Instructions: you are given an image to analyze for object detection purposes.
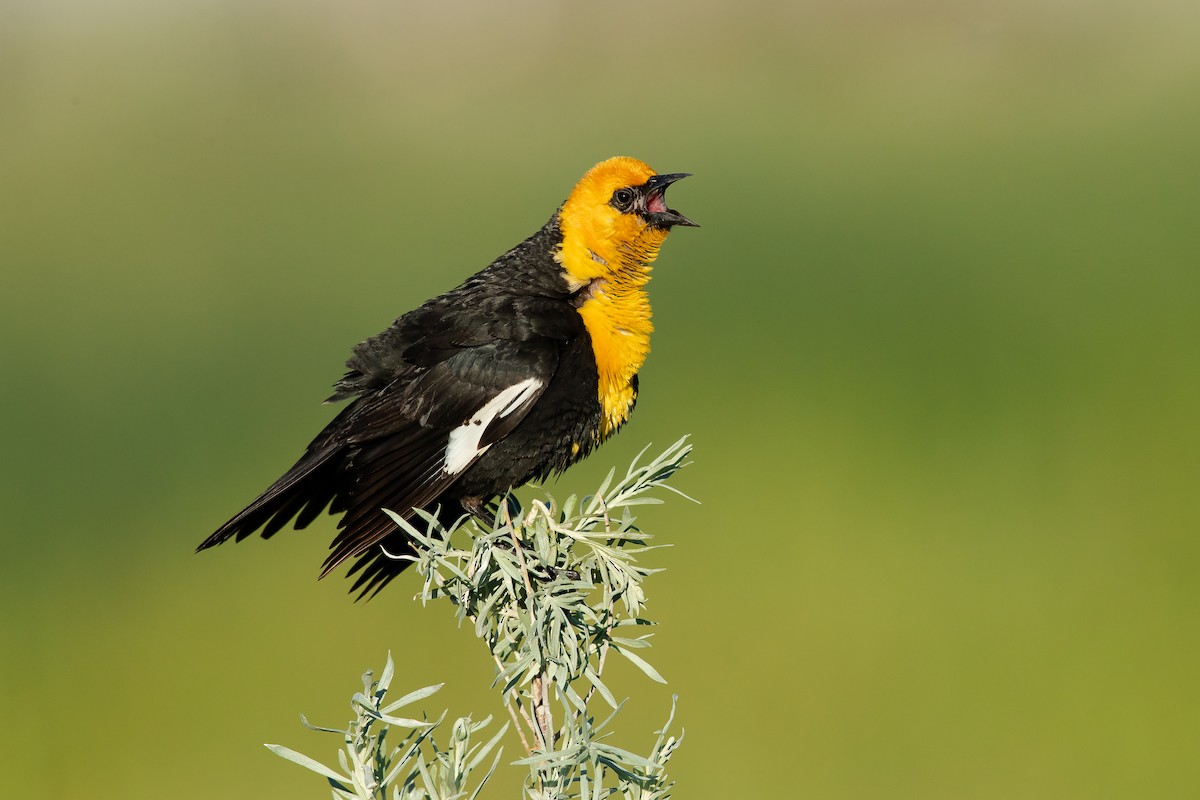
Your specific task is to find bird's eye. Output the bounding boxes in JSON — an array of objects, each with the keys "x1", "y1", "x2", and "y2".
[{"x1": 611, "y1": 188, "x2": 635, "y2": 209}]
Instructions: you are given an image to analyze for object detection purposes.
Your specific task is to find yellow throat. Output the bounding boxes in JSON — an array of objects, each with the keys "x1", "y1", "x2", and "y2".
[{"x1": 556, "y1": 157, "x2": 673, "y2": 437}]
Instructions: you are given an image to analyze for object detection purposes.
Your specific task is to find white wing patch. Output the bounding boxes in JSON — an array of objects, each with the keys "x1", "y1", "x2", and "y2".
[{"x1": 443, "y1": 377, "x2": 543, "y2": 475}]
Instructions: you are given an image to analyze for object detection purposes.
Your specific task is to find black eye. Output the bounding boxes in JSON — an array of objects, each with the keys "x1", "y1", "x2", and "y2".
[{"x1": 611, "y1": 188, "x2": 635, "y2": 209}]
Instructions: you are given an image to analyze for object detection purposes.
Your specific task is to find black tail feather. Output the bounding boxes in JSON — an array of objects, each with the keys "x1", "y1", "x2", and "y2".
[
  {"x1": 342, "y1": 502, "x2": 466, "y2": 600},
  {"x1": 197, "y1": 446, "x2": 342, "y2": 552}
]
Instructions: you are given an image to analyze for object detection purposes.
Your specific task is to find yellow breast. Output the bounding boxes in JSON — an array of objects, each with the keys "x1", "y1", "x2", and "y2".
[
  {"x1": 554, "y1": 156, "x2": 674, "y2": 438},
  {"x1": 576, "y1": 284, "x2": 653, "y2": 436}
]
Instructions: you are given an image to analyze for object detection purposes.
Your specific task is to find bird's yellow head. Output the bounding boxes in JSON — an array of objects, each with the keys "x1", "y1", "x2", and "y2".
[
  {"x1": 557, "y1": 156, "x2": 696, "y2": 286},
  {"x1": 554, "y1": 157, "x2": 695, "y2": 437}
]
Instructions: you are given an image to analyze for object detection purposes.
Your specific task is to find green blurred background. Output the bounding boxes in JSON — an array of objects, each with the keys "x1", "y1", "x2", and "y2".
[{"x1": 3, "y1": 0, "x2": 1198, "y2": 796}]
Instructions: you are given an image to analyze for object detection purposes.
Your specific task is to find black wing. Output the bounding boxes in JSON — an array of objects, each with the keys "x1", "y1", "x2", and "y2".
[
  {"x1": 199, "y1": 337, "x2": 560, "y2": 593},
  {"x1": 322, "y1": 338, "x2": 556, "y2": 569},
  {"x1": 200, "y1": 241, "x2": 583, "y2": 595}
]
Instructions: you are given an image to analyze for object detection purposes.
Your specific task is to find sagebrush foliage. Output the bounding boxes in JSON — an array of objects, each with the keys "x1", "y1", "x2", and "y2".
[{"x1": 269, "y1": 438, "x2": 691, "y2": 799}]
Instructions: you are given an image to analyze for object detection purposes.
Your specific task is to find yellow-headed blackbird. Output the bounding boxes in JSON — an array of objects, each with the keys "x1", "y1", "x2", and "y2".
[{"x1": 198, "y1": 157, "x2": 695, "y2": 597}]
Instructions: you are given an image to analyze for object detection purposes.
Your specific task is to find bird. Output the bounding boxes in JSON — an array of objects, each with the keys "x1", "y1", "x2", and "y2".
[{"x1": 197, "y1": 156, "x2": 696, "y2": 598}]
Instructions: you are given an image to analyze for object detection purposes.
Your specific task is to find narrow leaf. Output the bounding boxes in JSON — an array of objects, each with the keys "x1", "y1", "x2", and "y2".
[
  {"x1": 264, "y1": 744, "x2": 348, "y2": 784},
  {"x1": 613, "y1": 646, "x2": 667, "y2": 683},
  {"x1": 381, "y1": 683, "x2": 444, "y2": 714}
]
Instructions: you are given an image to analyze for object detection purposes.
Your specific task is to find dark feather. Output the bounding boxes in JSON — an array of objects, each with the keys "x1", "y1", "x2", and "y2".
[
  {"x1": 200, "y1": 211, "x2": 626, "y2": 596},
  {"x1": 197, "y1": 444, "x2": 342, "y2": 549}
]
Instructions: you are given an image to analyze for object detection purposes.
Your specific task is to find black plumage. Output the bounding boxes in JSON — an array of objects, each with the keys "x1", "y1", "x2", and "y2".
[{"x1": 198, "y1": 157, "x2": 693, "y2": 598}]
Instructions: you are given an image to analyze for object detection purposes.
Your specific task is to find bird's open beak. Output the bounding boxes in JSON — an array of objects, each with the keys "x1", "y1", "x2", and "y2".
[{"x1": 642, "y1": 173, "x2": 699, "y2": 229}]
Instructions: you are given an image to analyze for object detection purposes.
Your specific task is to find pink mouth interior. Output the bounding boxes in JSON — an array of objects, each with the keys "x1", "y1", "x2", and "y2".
[{"x1": 647, "y1": 191, "x2": 668, "y2": 214}]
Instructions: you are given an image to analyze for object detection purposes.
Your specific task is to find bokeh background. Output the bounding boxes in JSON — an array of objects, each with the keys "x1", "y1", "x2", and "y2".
[{"x1": 3, "y1": 1, "x2": 1198, "y2": 797}]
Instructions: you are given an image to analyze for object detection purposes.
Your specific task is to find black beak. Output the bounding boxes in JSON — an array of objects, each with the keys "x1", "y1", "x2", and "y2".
[{"x1": 641, "y1": 172, "x2": 699, "y2": 229}]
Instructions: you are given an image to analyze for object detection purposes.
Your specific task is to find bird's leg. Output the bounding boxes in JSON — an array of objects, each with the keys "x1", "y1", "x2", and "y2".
[{"x1": 460, "y1": 495, "x2": 495, "y2": 526}]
